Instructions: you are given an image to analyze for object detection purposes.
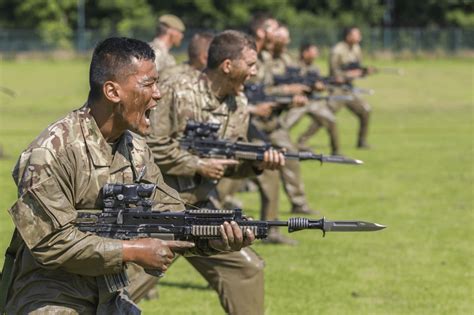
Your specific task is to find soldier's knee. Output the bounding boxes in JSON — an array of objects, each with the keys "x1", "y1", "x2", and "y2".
[{"x1": 238, "y1": 248, "x2": 265, "y2": 279}]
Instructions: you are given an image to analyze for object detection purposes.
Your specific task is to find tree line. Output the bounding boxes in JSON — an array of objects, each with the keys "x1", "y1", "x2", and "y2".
[{"x1": 0, "y1": 0, "x2": 472, "y2": 48}]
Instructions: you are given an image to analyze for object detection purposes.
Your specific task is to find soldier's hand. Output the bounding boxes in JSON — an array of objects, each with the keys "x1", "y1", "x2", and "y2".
[
  {"x1": 346, "y1": 69, "x2": 364, "y2": 79},
  {"x1": 255, "y1": 148, "x2": 285, "y2": 170},
  {"x1": 248, "y1": 102, "x2": 275, "y2": 118},
  {"x1": 209, "y1": 221, "x2": 255, "y2": 252},
  {"x1": 284, "y1": 83, "x2": 311, "y2": 95},
  {"x1": 314, "y1": 81, "x2": 326, "y2": 91},
  {"x1": 122, "y1": 238, "x2": 195, "y2": 272},
  {"x1": 291, "y1": 94, "x2": 308, "y2": 107},
  {"x1": 197, "y1": 158, "x2": 239, "y2": 179}
]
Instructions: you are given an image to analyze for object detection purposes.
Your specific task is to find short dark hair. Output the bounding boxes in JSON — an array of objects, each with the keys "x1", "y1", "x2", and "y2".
[
  {"x1": 207, "y1": 30, "x2": 256, "y2": 70},
  {"x1": 249, "y1": 13, "x2": 274, "y2": 36},
  {"x1": 89, "y1": 37, "x2": 155, "y2": 101},
  {"x1": 342, "y1": 26, "x2": 359, "y2": 40},
  {"x1": 300, "y1": 41, "x2": 316, "y2": 55},
  {"x1": 188, "y1": 32, "x2": 214, "y2": 62},
  {"x1": 156, "y1": 22, "x2": 169, "y2": 37}
]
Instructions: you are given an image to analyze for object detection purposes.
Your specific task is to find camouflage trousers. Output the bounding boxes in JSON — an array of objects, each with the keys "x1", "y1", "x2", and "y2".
[
  {"x1": 281, "y1": 101, "x2": 340, "y2": 155},
  {"x1": 329, "y1": 88, "x2": 371, "y2": 147},
  {"x1": 126, "y1": 198, "x2": 265, "y2": 315}
]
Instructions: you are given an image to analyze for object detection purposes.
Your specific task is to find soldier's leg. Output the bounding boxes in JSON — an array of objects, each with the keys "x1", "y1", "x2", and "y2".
[
  {"x1": 216, "y1": 178, "x2": 245, "y2": 208},
  {"x1": 255, "y1": 169, "x2": 280, "y2": 221},
  {"x1": 185, "y1": 248, "x2": 265, "y2": 315},
  {"x1": 269, "y1": 128, "x2": 312, "y2": 213},
  {"x1": 281, "y1": 106, "x2": 308, "y2": 130},
  {"x1": 126, "y1": 262, "x2": 160, "y2": 302},
  {"x1": 307, "y1": 104, "x2": 340, "y2": 155},
  {"x1": 345, "y1": 94, "x2": 371, "y2": 148},
  {"x1": 296, "y1": 101, "x2": 325, "y2": 150}
]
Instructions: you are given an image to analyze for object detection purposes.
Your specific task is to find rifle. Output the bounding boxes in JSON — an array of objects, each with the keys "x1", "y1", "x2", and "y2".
[
  {"x1": 270, "y1": 66, "x2": 373, "y2": 96},
  {"x1": 341, "y1": 62, "x2": 404, "y2": 76},
  {"x1": 75, "y1": 183, "x2": 386, "y2": 239},
  {"x1": 244, "y1": 83, "x2": 353, "y2": 105},
  {"x1": 180, "y1": 120, "x2": 363, "y2": 165},
  {"x1": 75, "y1": 183, "x2": 385, "y2": 290}
]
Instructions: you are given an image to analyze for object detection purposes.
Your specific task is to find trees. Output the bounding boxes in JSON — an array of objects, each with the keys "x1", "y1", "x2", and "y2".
[{"x1": 0, "y1": 0, "x2": 472, "y2": 49}]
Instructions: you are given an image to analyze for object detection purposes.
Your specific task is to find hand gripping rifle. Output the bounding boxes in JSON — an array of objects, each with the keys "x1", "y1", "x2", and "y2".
[
  {"x1": 76, "y1": 183, "x2": 386, "y2": 241},
  {"x1": 180, "y1": 120, "x2": 363, "y2": 165},
  {"x1": 75, "y1": 183, "x2": 385, "y2": 291}
]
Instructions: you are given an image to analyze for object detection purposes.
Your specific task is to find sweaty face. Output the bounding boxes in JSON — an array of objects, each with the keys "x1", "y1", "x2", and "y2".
[
  {"x1": 263, "y1": 19, "x2": 279, "y2": 51},
  {"x1": 228, "y1": 47, "x2": 257, "y2": 95},
  {"x1": 171, "y1": 29, "x2": 184, "y2": 47},
  {"x1": 302, "y1": 46, "x2": 318, "y2": 64},
  {"x1": 115, "y1": 59, "x2": 161, "y2": 136},
  {"x1": 347, "y1": 29, "x2": 362, "y2": 44}
]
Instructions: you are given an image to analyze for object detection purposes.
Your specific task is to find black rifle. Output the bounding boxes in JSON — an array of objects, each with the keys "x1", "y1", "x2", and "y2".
[
  {"x1": 272, "y1": 66, "x2": 374, "y2": 95},
  {"x1": 75, "y1": 183, "x2": 385, "y2": 290},
  {"x1": 76, "y1": 183, "x2": 386, "y2": 241},
  {"x1": 341, "y1": 62, "x2": 403, "y2": 76},
  {"x1": 244, "y1": 83, "x2": 353, "y2": 105},
  {"x1": 180, "y1": 120, "x2": 363, "y2": 165}
]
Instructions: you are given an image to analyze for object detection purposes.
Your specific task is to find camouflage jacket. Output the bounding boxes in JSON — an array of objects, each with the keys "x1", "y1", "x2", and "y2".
[
  {"x1": 298, "y1": 59, "x2": 321, "y2": 77},
  {"x1": 5, "y1": 106, "x2": 185, "y2": 313},
  {"x1": 248, "y1": 50, "x2": 289, "y2": 133},
  {"x1": 149, "y1": 38, "x2": 176, "y2": 71},
  {"x1": 147, "y1": 71, "x2": 258, "y2": 205},
  {"x1": 329, "y1": 41, "x2": 362, "y2": 79},
  {"x1": 160, "y1": 62, "x2": 202, "y2": 83}
]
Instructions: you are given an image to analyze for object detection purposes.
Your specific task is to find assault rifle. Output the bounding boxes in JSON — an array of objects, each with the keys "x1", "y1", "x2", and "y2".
[
  {"x1": 244, "y1": 83, "x2": 354, "y2": 105},
  {"x1": 75, "y1": 183, "x2": 385, "y2": 291},
  {"x1": 341, "y1": 62, "x2": 404, "y2": 76},
  {"x1": 272, "y1": 66, "x2": 374, "y2": 95},
  {"x1": 180, "y1": 120, "x2": 363, "y2": 165},
  {"x1": 76, "y1": 183, "x2": 386, "y2": 240}
]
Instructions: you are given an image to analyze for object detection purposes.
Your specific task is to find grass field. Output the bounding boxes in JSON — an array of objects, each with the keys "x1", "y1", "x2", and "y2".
[{"x1": 0, "y1": 58, "x2": 472, "y2": 314}]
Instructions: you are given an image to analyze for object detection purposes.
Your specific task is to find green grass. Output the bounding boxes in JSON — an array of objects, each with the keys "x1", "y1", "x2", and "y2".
[{"x1": 0, "y1": 58, "x2": 473, "y2": 314}]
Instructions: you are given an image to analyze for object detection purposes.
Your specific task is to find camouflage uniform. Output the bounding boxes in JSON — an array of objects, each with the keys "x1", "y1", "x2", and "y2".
[
  {"x1": 5, "y1": 106, "x2": 186, "y2": 314},
  {"x1": 329, "y1": 41, "x2": 371, "y2": 147},
  {"x1": 149, "y1": 38, "x2": 176, "y2": 72},
  {"x1": 146, "y1": 70, "x2": 265, "y2": 315},
  {"x1": 281, "y1": 59, "x2": 340, "y2": 154},
  {"x1": 254, "y1": 50, "x2": 311, "y2": 213}
]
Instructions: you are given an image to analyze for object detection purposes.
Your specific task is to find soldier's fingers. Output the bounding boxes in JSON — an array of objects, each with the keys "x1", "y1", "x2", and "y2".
[
  {"x1": 230, "y1": 221, "x2": 243, "y2": 247},
  {"x1": 279, "y1": 152, "x2": 286, "y2": 167},
  {"x1": 166, "y1": 240, "x2": 195, "y2": 250},
  {"x1": 218, "y1": 159, "x2": 239, "y2": 166},
  {"x1": 243, "y1": 229, "x2": 255, "y2": 247},
  {"x1": 223, "y1": 221, "x2": 235, "y2": 245},
  {"x1": 218, "y1": 224, "x2": 230, "y2": 248}
]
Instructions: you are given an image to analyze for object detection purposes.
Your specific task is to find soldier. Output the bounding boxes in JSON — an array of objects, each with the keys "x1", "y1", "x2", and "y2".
[
  {"x1": 249, "y1": 20, "x2": 316, "y2": 216},
  {"x1": 160, "y1": 32, "x2": 214, "y2": 82},
  {"x1": 281, "y1": 41, "x2": 341, "y2": 155},
  {"x1": 146, "y1": 30, "x2": 284, "y2": 315},
  {"x1": 1, "y1": 37, "x2": 254, "y2": 314},
  {"x1": 329, "y1": 26, "x2": 373, "y2": 149},
  {"x1": 149, "y1": 14, "x2": 185, "y2": 71}
]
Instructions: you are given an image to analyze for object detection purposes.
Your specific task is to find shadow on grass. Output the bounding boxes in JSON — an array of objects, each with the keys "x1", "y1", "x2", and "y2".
[{"x1": 159, "y1": 281, "x2": 212, "y2": 291}]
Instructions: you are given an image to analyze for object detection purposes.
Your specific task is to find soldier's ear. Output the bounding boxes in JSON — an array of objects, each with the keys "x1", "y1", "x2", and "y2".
[
  {"x1": 221, "y1": 59, "x2": 232, "y2": 74},
  {"x1": 103, "y1": 81, "x2": 121, "y2": 103}
]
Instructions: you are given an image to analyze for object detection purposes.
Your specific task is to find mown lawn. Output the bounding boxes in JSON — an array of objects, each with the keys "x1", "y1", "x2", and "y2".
[{"x1": 0, "y1": 57, "x2": 472, "y2": 314}]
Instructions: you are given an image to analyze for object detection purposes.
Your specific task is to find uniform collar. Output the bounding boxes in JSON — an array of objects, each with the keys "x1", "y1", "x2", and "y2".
[{"x1": 78, "y1": 106, "x2": 133, "y2": 173}]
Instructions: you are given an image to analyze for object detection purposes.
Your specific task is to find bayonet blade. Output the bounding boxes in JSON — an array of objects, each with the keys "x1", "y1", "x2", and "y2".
[
  {"x1": 323, "y1": 220, "x2": 386, "y2": 232},
  {"x1": 320, "y1": 155, "x2": 364, "y2": 165}
]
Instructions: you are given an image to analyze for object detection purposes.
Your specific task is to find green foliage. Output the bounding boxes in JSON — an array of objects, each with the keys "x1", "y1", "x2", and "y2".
[{"x1": 0, "y1": 0, "x2": 472, "y2": 49}]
